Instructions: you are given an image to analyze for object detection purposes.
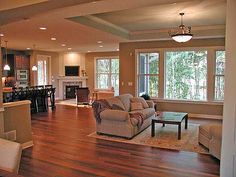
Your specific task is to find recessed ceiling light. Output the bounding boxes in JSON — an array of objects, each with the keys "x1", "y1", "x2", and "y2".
[
  {"x1": 51, "y1": 37, "x2": 56, "y2": 41},
  {"x1": 39, "y1": 27, "x2": 47, "y2": 30},
  {"x1": 97, "y1": 41, "x2": 102, "y2": 44},
  {"x1": 116, "y1": 48, "x2": 119, "y2": 51},
  {"x1": 68, "y1": 48, "x2": 72, "y2": 50},
  {"x1": 99, "y1": 45, "x2": 103, "y2": 48},
  {"x1": 0, "y1": 33, "x2": 4, "y2": 37},
  {"x1": 87, "y1": 50, "x2": 91, "y2": 52},
  {"x1": 26, "y1": 48, "x2": 31, "y2": 50},
  {"x1": 61, "y1": 44, "x2": 66, "y2": 47}
]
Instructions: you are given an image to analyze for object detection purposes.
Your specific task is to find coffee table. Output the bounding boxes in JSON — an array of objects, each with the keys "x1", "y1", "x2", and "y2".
[{"x1": 151, "y1": 112, "x2": 188, "y2": 140}]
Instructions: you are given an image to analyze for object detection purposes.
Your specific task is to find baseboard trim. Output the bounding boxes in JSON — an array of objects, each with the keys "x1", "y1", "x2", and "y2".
[
  {"x1": 21, "y1": 141, "x2": 34, "y2": 149},
  {"x1": 189, "y1": 113, "x2": 222, "y2": 120}
]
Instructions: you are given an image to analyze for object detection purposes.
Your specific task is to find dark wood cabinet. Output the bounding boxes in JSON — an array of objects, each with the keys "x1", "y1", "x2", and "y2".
[{"x1": 15, "y1": 55, "x2": 30, "y2": 69}]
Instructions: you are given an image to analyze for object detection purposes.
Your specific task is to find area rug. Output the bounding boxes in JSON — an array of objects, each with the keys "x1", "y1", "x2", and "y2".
[
  {"x1": 88, "y1": 123, "x2": 208, "y2": 154},
  {"x1": 56, "y1": 99, "x2": 91, "y2": 107}
]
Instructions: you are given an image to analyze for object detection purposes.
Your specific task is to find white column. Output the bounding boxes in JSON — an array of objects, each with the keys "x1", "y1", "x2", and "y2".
[{"x1": 220, "y1": 0, "x2": 236, "y2": 176}]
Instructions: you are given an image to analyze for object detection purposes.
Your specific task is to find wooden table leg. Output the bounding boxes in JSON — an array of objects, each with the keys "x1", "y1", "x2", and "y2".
[
  {"x1": 185, "y1": 114, "x2": 188, "y2": 129},
  {"x1": 151, "y1": 120, "x2": 155, "y2": 137},
  {"x1": 178, "y1": 124, "x2": 181, "y2": 140}
]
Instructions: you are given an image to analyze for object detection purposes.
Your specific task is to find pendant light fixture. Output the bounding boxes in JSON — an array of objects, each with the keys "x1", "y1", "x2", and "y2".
[
  {"x1": 3, "y1": 40, "x2": 10, "y2": 71},
  {"x1": 32, "y1": 44, "x2": 37, "y2": 71},
  {"x1": 169, "y1": 13, "x2": 193, "y2": 43}
]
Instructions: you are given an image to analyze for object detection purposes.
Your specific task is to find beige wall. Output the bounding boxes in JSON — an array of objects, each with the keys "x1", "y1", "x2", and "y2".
[
  {"x1": 118, "y1": 38, "x2": 225, "y2": 116},
  {"x1": 3, "y1": 101, "x2": 32, "y2": 146},
  {"x1": 59, "y1": 52, "x2": 85, "y2": 76},
  {"x1": 221, "y1": 0, "x2": 236, "y2": 175},
  {"x1": 85, "y1": 51, "x2": 119, "y2": 94}
]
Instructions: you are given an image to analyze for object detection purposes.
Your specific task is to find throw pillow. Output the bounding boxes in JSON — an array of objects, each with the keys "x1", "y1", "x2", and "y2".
[
  {"x1": 130, "y1": 102, "x2": 143, "y2": 111},
  {"x1": 112, "y1": 104, "x2": 125, "y2": 111},
  {"x1": 130, "y1": 97, "x2": 149, "y2": 109}
]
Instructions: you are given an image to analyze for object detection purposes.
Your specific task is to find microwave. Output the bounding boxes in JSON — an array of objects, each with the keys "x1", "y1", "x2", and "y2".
[{"x1": 16, "y1": 70, "x2": 28, "y2": 81}]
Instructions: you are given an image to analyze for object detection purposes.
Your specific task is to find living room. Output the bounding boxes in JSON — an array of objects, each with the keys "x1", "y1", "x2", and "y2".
[{"x1": 0, "y1": 0, "x2": 235, "y2": 177}]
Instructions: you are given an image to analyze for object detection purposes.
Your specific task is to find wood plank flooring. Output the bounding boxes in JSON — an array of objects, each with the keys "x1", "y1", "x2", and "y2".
[{"x1": 19, "y1": 105, "x2": 220, "y2": 177}]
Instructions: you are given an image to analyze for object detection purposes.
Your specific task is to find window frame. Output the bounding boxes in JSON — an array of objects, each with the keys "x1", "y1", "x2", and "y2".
[
  {"x1": 94, "y1": 56, "x2": 119, "y2": 92},
  {"x1": 214, "y1": 50, "x2": 225, "y2": 101},
  {"x1": 135, "y1": 49, "x2": 160, "y2": 98},
  {"x1": 135, "y1": 46, "x2": 225, "y2": 104},
  {"x1": 164, "y1": 49, "x2": 208, "y2": 101}
]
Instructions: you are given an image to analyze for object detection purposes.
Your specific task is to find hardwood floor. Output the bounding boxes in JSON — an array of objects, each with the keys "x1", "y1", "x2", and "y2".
[{"x1": 19, "y1": 105, "x2": 220, "y2": 177}]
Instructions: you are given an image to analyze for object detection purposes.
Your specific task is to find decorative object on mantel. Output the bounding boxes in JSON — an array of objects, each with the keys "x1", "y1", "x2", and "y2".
[
  {"x1": 169, "y1": 13, "x2": 193, "y2": 43},
  {"x1": 3, "y1": 40, "x2": 10, "y2": 71},
  {"x1": 31, "y1": 44, "x2": 37, "y2": 71},
  {"x1": 81, "y1": 70, "x2": 87, "y2": 77}
]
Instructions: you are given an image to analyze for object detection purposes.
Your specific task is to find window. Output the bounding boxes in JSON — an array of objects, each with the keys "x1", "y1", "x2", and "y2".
[
  {"x1": 165, "y1": 50, "x2": 207, "y2": 101},
  {"x1": 37, "y1": 57, "x2": 48, "y2": 85},
  {"x1": 95, "y1": 57, "x2": 119, "y2": 95},
  {"x1": 215, "y1": 51, "x2": 225, "y2": 100},
  {"x1": 137, "y1": 52, "x2": 159, "y2": 97}
]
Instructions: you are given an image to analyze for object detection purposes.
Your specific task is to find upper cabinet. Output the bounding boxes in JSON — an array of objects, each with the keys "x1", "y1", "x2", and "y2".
[
  {"x1": 15, "y1": 55, "x2": 30, "y2": 69},
  {"x1": 2, "y1": 54, "x2": 30, "y2": 77}
]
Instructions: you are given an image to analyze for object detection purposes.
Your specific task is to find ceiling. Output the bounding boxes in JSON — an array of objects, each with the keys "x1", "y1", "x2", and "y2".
[{"x1": 0, "y1": 0, "x2": 226, "y2": 53}]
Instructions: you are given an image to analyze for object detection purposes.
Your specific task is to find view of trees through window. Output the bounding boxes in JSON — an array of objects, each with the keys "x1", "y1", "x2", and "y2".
[
  {"x1": 96, "y1": 58, "x2": 119, "y2": 96},
  {"x1": 165, "y1": 51, "x2": 207, "y2": 101},
  {"x1": 138, "y1": 52, "x2": 159, "y2": 97},
  {"x1": 215, "y1": 51, "x2": 225, "y2": 100}
]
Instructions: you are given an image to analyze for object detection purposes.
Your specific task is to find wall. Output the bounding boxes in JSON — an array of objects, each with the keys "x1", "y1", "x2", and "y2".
[
  {"x1": 60, "y1": 52, "x2": 85, "y2": 76},
  {"x1": 0, "y1": 39, "x2": 4, "y2": 137},
  {"x1": 119, "y1": 38, "x2": 225, "y2": 117},
  {"x1": 221, "y1": 0, "x2": 236, "y2": 175},
  {"x1": 85, "y1": 51, "x2": 119, "y2": 94}
]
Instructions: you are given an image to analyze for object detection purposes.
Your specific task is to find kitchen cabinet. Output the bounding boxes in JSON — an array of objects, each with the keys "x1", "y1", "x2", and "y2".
[{"x1": 15, "y1": 55, "x2": 30, "y2": 69}]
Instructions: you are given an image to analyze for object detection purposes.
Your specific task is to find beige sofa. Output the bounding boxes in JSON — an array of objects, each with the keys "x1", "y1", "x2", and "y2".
[
  {"x1": 199, "y1": 124, "x2": 222, "y2": 159},
  {"x1": 93, "y1": 94, "x2": 155, "y2": 139}
]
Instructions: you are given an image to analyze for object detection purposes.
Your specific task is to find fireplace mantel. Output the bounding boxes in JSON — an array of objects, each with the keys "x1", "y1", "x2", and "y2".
[{"x1": 56, "y1": 76, "x2": 88, "y2": 100}]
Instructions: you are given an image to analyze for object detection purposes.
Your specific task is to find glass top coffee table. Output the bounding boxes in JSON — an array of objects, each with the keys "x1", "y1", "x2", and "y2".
[{"x1": 151, "y1": 112, "x2": 188, "y2": 140}]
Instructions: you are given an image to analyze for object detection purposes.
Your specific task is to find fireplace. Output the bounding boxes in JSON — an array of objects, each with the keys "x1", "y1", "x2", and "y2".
[
  {"x1": 56, "y1": 76, "x2": 88, "y2": 100},
  {"x1": 65, "y1": 85, "x2": 79, "y2": 99}
]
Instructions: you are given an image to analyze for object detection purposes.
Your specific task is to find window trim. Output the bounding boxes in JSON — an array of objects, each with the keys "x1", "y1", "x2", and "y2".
[
  {"x1": 135, "y1": 46, "x2": 225, "y2": 102},
  {"x1": 164, "y1": 49, "x2": 208, "y2": 101},
  {"x1": 214, "y1": 49, "x2": 225, "y2": 101},
  {"x1": 94, "y1": 56, "x2": 119, "y2": 91},
  {"x1": 135, "y1": 49, "x2": 160, "y2": 97}
]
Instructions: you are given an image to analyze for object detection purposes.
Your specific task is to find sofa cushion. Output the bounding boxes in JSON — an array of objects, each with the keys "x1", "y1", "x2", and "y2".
[
  {"x1": 130, "y1": 108, "x2": 155, "y2": 120},
  {"x1": 130, "y1": 97, "x2": 149, "y2": 109},
  {"x1": 100, "y1": 110, "x2": 129, "y2": 121},
  {"x1": 117, "y1": 94, "x2": 133, "y2": 111},
  {"x1": 106, "y1": 97, "x2": 125, "y2": 111},
  {"x1": 130, "y1": 102, "x2": 143, "y2": 111}
]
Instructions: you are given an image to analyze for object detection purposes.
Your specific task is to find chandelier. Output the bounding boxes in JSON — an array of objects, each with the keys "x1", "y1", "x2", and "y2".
[{"x1": 169, "y1": 13, "x2": 193, "y2": 43}]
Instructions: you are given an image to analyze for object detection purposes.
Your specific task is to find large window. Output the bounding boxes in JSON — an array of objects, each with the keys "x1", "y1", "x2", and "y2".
[
  {"x1": 137, "y1": 52, "x2": 159, "y2": 97},
  {"x1": 215, "y1": 51, "x2": 225, "y2": 100},
  {"x1": 165, "y1": 50, "x2": 207, "y2": 101},
  {"x1": 95, "y1": 57, "x2": 119, "y2": 95}
]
